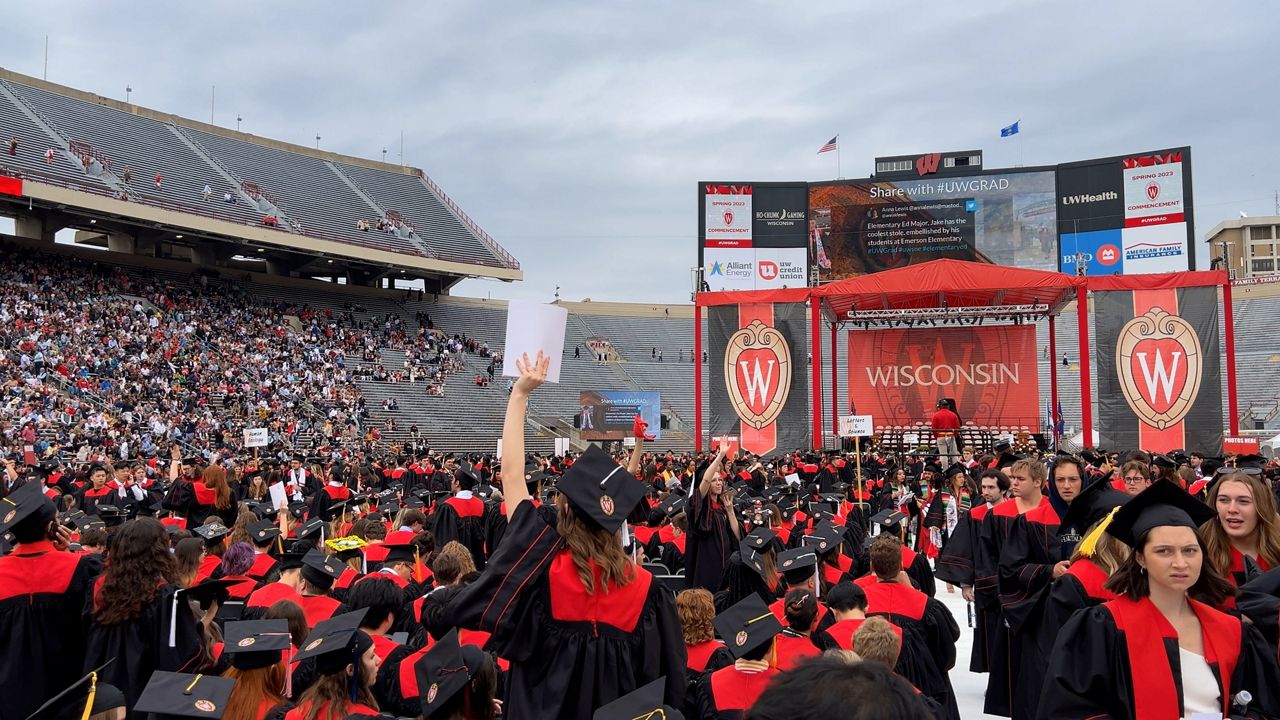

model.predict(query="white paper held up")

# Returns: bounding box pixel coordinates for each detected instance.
[502,300,568,383]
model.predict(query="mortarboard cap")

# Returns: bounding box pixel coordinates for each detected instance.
[295,517,325,540]
[1064,479,1132,557]
[870,509,908,533]
[741,527,778,552]
[738,544,766,578]
[777,547,819,578]
[1200,456,1225,477]
[712,594,783,659]
[1105,479,1215,548]
[1151,453,1176,470]
[414,629,488,717]
[96,505,126,527]
[556,445,646,534]
[222,619,293,670]
[656,494,685,518]
[24,662,121,720]
[592,677,684,720]
[804,522,843,554]
[132,671,234,719]
[0,480,55,535]
[179,579,239,610]
[247,519,281,545]
[943,462,967,478]
[318,500,352,522]
[299,549,345,590]
[192,521,230,543]
[294,610,371,674]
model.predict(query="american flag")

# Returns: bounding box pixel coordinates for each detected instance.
[816,135,838,154]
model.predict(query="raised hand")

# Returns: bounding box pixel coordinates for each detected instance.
[513,351,549,395]
[633,415,655,441]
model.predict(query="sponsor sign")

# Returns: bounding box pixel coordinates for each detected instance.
[704,247,808,291]
[752,184,809,247]
[704,184,752,247]
[847,326,1040,428]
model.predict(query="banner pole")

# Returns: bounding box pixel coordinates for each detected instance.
[855,434,863,504]
[830,323,839,437]
[1223,277,1239,436]
[1077,286,1093,449]
[811,297,823,451]
[694,302,703,453]
[1048,316,1059,448]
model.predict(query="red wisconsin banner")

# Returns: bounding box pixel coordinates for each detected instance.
[848,325,1040,428]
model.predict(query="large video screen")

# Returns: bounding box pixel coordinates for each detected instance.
[699,182,811,291]
[577,391,662,441]
[808,170,1058,279]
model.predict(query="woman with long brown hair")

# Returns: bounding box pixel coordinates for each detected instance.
[84,517,208,709]
[442,351,686,720]
[173,537,206,588]
[220,619,292,720]
[286,612,381,720]
[1201,471,1280,594]
[190,464,237,527]
[1040,481,1280,718]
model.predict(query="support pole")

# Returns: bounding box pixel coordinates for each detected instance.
[694,303,703,453]
[1076,286,1093,449]
[830,323,839,437]
[1223,278,1240,436]
[811,298,823,451]
[1049,316,1059,448]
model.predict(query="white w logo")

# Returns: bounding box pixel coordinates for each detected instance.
[738,358,775,405]
[1135,350,1182,405]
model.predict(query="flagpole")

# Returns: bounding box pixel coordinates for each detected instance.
[836,136,841,179]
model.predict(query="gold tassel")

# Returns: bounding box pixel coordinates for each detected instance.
[1076,506,1119,558]
[80,672,97,720]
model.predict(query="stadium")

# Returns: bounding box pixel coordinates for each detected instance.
[7,6,1280,720]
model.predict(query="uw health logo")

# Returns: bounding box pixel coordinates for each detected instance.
[1115,308,1202,430]
[724,320,791,430]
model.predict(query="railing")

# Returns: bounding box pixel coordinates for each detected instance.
[417,172,520,270]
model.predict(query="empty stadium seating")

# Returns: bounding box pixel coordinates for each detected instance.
[0,69,515,270]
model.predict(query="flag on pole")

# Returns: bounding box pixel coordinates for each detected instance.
[1000,121,1020,137]
[1055,400,1064,436]
[817,135,838,154]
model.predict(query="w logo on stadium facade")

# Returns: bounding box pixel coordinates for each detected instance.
[916,153,941,177]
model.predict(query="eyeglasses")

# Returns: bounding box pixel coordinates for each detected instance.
[1123,476,1148,485]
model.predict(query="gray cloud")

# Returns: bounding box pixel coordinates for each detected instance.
[5,1,1276,302]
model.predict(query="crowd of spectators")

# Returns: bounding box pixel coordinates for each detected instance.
[0,244,495,468]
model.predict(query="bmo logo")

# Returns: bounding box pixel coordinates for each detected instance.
[758,261,779,281]
[1097,244,1120,266]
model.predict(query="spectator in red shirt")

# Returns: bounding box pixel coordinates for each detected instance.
[930,399,961,464]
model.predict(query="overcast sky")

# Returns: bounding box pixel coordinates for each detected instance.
[5,1,1277,303]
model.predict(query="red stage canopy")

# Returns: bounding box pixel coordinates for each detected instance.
[811,258,1086,319]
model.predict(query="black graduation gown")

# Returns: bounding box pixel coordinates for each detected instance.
[1038,599,1280,720]
[0,543,101,720]
[431,494,489,571]
[975,499,1028,715]
[995,504,1061,719]
[903,545,937,598]
[83,583,207,710]
[686,487,737,592]
[858,579,961,720]
[1239,565,1280,658]
[442,500,687,720]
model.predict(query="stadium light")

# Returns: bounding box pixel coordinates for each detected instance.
[126,85,132,103]
[315,134,321,149]
[237,115,242,131]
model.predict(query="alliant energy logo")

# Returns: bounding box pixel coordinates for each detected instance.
[1061,191,1118,205]
[1116,307,1201,430]
[725,320,791,430]
[864,363,1020,387]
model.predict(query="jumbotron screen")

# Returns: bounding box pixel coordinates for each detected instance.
[808,170,1058,280]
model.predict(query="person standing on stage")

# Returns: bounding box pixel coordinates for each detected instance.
[931,399,961,465]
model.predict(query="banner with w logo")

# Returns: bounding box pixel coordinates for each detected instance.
[708,302,809,455]
[1093,286,1222,453]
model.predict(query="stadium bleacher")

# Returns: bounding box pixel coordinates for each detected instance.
[0,68,516,270]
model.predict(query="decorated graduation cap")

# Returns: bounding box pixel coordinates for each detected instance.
[294,609,372,674]
[1064,478,1132,557]
[24,662,121,720]
[713,594,784,659]
[1105,479,1215,547]
[222,619,293,671]
[300,549,345,590]
[0,479,55,535]
[592,677,684,720]
[132,671,234,719]
[557,445,646,534]
[192,521,230,543]
[414,628,488,716]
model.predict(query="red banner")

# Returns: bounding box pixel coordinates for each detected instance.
[0,176,22,197]
[847,325,1040,428]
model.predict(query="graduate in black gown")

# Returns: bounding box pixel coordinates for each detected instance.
[0,481,103,720]
[687,447,742,591]
[431,462,490,570]
[83,517,209,708]
[1039,480,1280,720]
[933,468,1007,672]
[442,351,686,720]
